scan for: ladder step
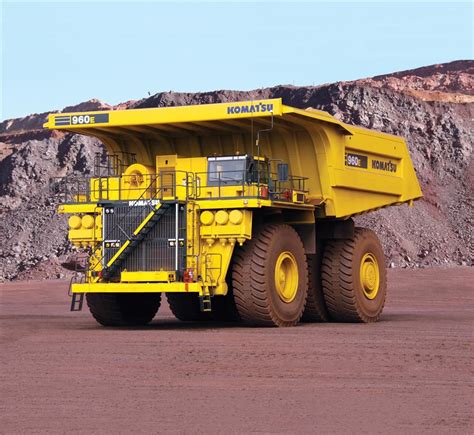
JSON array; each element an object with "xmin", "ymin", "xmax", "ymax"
[
  {"xmin": 70, "ymin": 293, "xmax": 84, "ymax": 312},
  {"xmin": 199, "ymin": 295, "xmax": 212, "ymax": 312}
]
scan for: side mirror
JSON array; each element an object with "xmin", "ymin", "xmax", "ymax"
[{"xmin": 277, "ymin": 163, "xmax": 289, "ymax": 182}]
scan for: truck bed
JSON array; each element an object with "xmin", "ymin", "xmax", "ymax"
[{"xmin": 44, "ymin": 98, "xmax": 422, "ymax": 218}]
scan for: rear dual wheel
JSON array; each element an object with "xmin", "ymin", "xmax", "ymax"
[
  {"xmin": 302, "ymin": 250, "xmax": 330, "ymax": 322},
  {"xmin": 321, "ymin": 228, "xmax": 387, "ymax": 323}
]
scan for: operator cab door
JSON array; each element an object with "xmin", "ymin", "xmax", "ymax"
[
  {"xmin": 157, "ymin": 155, "xmax": 178, "ymax": 198},
  {"xmin": 247, "ymin": 157, "xmax": 270, "ymax": 186}
]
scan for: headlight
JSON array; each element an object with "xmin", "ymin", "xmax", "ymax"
[
  {"xmin": 68, "ymin": 215, "xmax": 82, "ymax": 229},
  {"xmin": 229, "ymin": 210, "xmax": 243, "ymax": 225},
  {"xmin": 200, "ymin": 210, "xmax": 214, "ymax": 225},
  {"xmin": 215, "ymin": 210, "xmax": 229, "ymax": 225},
  {"xmin": 81, "ymin": 214, "xmax": 95, "ymax": 229}
]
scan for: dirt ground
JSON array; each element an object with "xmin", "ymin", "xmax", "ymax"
[{"xmin": 1, "ymin": 267, "xmax": 473, "ymax": 434}]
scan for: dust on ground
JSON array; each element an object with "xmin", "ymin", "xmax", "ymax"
[{"xmin": 1, "ymin": 267, "xmax": 473, "ymax": 433}]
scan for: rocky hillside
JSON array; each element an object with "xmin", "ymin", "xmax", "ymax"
[{"xmin": 0, "ymin": 60, "xmax": 472, "ymax": 281}]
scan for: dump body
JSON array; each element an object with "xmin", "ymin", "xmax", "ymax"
[{"xmin": 44, "ymin": 98, "xmax": 422, "ymax": 218}]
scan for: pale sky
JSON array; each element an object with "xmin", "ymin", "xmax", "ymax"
[{"xmin": 2, "ymin": 1, "xmax": 473, "ymax": 120}]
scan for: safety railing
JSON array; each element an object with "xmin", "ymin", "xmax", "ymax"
[
  {"xmin": 93, "ymin": 152, "xmax": 137, "ymax": 177},
  {"xmin": 193, "ymin": 169, "xmax": 308, "ymax": 201},
  {"xmin": 49, "ymin": 170, "xmax": 194, "ymax": 204},
  {"xmin": 50, "ymin": 168, "xmax": 308, "ymax": 204},
  {"xmin": 269, "ymin": 173, "xmax": 308, "ymax": 201}
]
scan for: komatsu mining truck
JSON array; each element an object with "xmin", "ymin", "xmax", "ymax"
[{"xmin": 45, "ymin": 99, "xmax": 422, "ymax": 327}]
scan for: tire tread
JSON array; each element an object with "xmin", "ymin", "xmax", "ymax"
[
  {"xmin": 232, "ymin": 224, "xmax": 308, "ymax": 327},
  {"xmin": 321, "ymin": 227, "xmax": 386, "ymax": 323}
]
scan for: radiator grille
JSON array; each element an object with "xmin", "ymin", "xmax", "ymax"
[{"xmin": 102, "ymin": 201, "xmax": 186, "ymax": 275}]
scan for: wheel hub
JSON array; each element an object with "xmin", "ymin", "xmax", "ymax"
[
  {"xmin": 360, "ymin": 253, "xmax": 380, "ymax": 300},
  {"xmin": 274, "ymin": 251, "xmax": 299, "ymax": 303}
]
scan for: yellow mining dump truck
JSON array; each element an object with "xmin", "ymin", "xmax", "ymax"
[{"xmin": 45, "ymin": 98, "xmax": 422, "ymax": 327}]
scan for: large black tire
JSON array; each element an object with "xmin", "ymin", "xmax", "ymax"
[
  {"xmin": 167, "ymin": 292, "xmax": 239, "ymax": 322},
  {"xmin": 209, "ymin": 289, "xmax": 240, "ymax": 322},
  {"xmin": 232, "ymin": 224, "xmax": 308, "ymax": 327},
  {"xmin": 86, "ymin": 293, "xmax": 161, "ymax": 326},
  {"xmin": 301, "ymin": 251, "xmax": 329, "ymax": 322},
  {"xmin": 167, "ymin": 293, "xmax": 209, "ymax": 321},
  {"xmin": 321, "ymin": 227, "xmax": 387, "ymax": 323}
]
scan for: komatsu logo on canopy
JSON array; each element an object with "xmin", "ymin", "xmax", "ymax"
[{"xmin": 227, "ymin": 103, "xmax": 274, "ymax": 115}]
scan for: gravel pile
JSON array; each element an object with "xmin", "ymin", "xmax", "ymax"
[{"xmin": 0, "ymin": 135, "xmax": 103, "ymax": 280}]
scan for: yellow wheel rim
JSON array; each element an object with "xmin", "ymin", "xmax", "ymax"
[
  {"xmin": 274, "ymin": 251, "xmax": 299, "ymax": 303},
  {"xmin": 360, "ymin": 253, "xmax": 380, "ymax": 300}
]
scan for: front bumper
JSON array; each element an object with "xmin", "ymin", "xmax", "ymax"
[{"xmin": 72, "ymin": 282, "xmax": 202, "ymax": 294}]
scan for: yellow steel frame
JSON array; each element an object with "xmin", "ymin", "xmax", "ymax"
[
  {"xmin": 46, "ymin": 98, "xmax": 422, "ymax": 297},
  {"xmin": 58, "ymin": 204, "xmax": 101, "ymax": 214}
]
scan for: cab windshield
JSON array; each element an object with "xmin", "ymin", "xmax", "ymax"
[{"xmin": 207, "ymin": 157, "xmax": 246, "ymax": 186}]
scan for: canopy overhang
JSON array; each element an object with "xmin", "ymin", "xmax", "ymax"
[{"xmin": 43, "ymin": 98, "xmax": 354, "ymax": 138}]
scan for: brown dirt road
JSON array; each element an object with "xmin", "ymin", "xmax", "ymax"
[{"xmin": 1, "ymin": 267, "xmax": 473, "ymax": 434}]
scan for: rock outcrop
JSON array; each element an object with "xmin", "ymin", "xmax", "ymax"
[{"xmin": 0, "ymin": 60, "xmax": 472, "ymax": 280}]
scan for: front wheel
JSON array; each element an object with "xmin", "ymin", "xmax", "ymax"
[
  {"xmin": 167, "ymin": 292, "xmax": 239, "ymax": 322},
  {"xmin": 232, "ymin": 224, "xmax": 308, "ymax": 327},
  {"xmin": 166, "ymin": 293, "xmax": 210, "ymax": 321},
  {"xmin": 86, "ymin": 293, "xmax": 161, "ymax": 326},
  {"xmin": 321, "ymin": 227, "xmax": 387, "ymax": 323}
]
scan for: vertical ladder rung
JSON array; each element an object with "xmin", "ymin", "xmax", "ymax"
[
  {"xmin": 199, "ymin": 295, "xmax": 212, "ymax": 312},
  {"xmin": 70, "ymin": 293, "xmax": 84, "ymax": 312}
]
